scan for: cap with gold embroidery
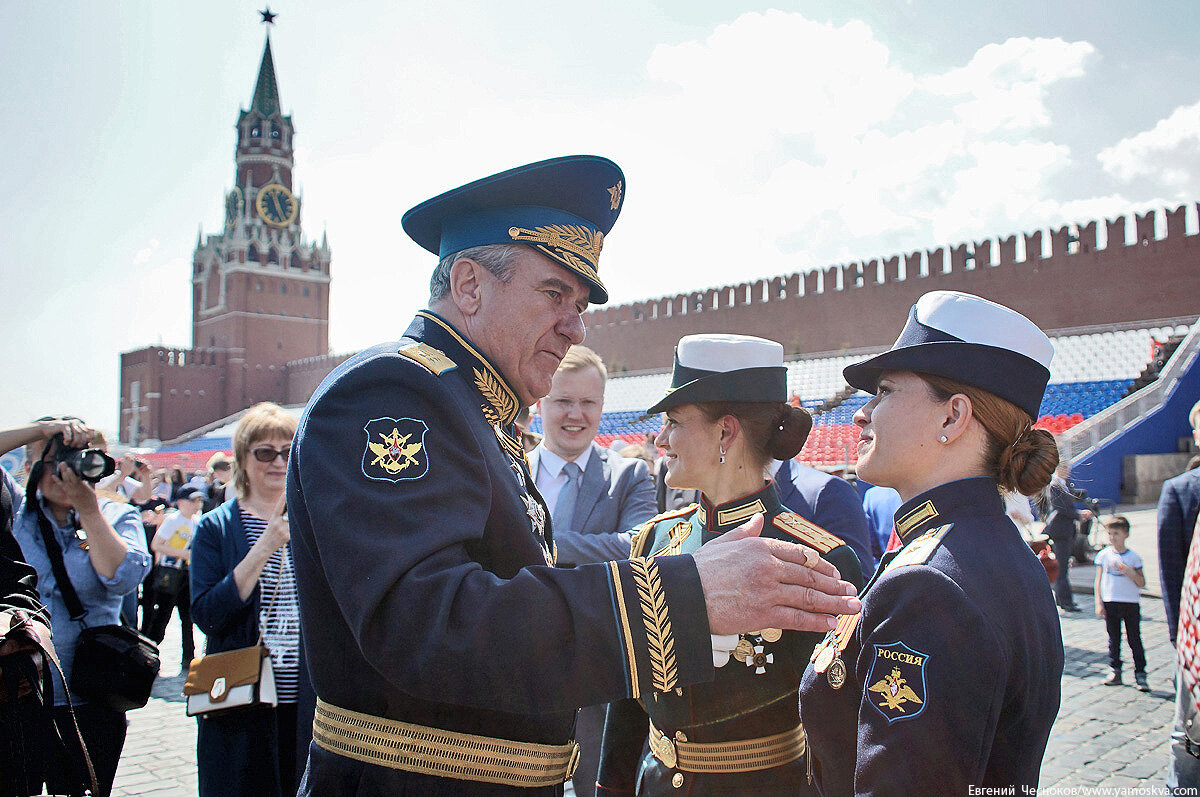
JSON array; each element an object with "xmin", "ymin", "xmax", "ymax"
[{"xmin": 401, "ymin": 155, "xmax": 625, "ymax": 304}]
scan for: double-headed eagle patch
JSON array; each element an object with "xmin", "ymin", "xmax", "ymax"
[
  {"xmin": 866, "ymin": 641, "xmax": 929, "ymax": 722},
  {"xmin": 362, "ymin": 417, "xmax": 429, "ymax": 483}
]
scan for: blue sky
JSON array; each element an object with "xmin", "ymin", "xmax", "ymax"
[{"xmin": 2, "ymin": 1, "xmax": 1198, "ymax": 439}]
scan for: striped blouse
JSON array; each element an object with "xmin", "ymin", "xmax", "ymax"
[{"xmin": 239, "ymin": 507, "xmax": 300, "ymax": 704}]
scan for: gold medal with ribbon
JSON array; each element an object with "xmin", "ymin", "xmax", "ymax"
[{"xmin": 811, "ymin": 613, "xmax": 860, "ymax": 689}]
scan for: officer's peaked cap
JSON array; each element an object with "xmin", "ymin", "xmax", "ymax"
[
  {"xmin": 843, "ymin": 290, "xmax": 1054, "ymax": 420},
  {"xmin": 647, "ymin": 334, "xmax": 788, "ymax": 414},
  {"xmin": 401, "ymin": 155, "xmax": 625, "ymax": 304}
]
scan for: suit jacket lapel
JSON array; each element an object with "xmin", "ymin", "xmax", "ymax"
[
  {"xmin": 572, "ymin": 447, "xmax": 607, "ymax": 530},
  {"xmin": 528, "ymin": 446, "xmax": 543, "ymax": 481}
]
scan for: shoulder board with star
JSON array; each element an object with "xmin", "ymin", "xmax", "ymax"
[
  {"xmin": 397, "ymin": 343, "xmax": 457, "ymax": 376},
  {"xmin": 630, "ymin": 503, "xmax": 698, "ymax": 558},
  {"xmin": 772, "ymin": 512, "xmax": 844, "ymax": 553},
  {"xmin": 883, "ymin": 524, "xmax": 954, "ymax": 572}
]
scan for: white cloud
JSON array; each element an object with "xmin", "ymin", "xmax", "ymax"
[
  {"xmin": 1099, "ymin": 100, "xmax": 1200, "ymax": 187},
  {"xmin": 923, "ymin": 38, "xmax": 1095, "ymax": 134},
  {"xmin": 132, "ymin": 238, "xmax": 160, "ymax": 266},
  {"xmin": 599, "ymin": 20, "xmax": 1098, "ymax": 301},
  {"xmin": 646, "ymin": 11, "xmax": 914, "ymax": 148}
]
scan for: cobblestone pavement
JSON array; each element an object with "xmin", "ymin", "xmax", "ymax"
[{"xmin": 108, "ymin": 507, "xmax": 1181, "ymax": 795}]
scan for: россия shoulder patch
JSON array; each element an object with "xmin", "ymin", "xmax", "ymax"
[{"xmin": 866, "ymin": 641, "xmax": 929, "ymax": 723}]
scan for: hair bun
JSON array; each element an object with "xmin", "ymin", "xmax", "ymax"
[
  {"xmin": 998, "ymin": 428, "xmax": 1058, "ymax": 495},
  {"xmin": 769, "ymin": 406, "xmax": 813, "ymax": 461}
]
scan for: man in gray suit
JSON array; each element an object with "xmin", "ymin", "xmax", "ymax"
[
  {"xmin": 531, "ymin": 346, "xmax": 656, "ymax": 567},
  {"xmin": 530, "ymin": 345, "xmax": 656, "ymax": 796}
]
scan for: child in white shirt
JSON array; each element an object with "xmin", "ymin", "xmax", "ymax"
[{"xmin": 1094, "ymin": 515, "xmax": 1148, "ymax": 690}]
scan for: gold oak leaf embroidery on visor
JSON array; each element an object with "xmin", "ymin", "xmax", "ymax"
[
  {"xmin": 630, "ymin": 557, "xmax": 678, "ymax": 693},
  {"xmin": 474, "ymin": 368, "xmax": 516, "ymax": 426},
  {"xmin": 507, "ymin": 225, "xmax": 603, "ymax": 281}
]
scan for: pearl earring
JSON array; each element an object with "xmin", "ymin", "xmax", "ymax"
[
  {"xmin": 939, "ymin": 435, "xmax": 948, "ymax": 443},
  {"xmin": 719, "ymin": 446, "xmax": 726, "ymax": 464}
]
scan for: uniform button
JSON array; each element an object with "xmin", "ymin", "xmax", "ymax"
[{"xmin": 672, "ymin": 772, "xmax": 684, "ymax": 788}]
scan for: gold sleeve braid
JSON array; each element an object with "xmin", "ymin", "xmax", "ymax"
[{"xmin": 629, "ymin": 557, "xmax": 679, "ymax": 694}]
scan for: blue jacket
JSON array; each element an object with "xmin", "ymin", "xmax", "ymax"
[
  {"xmin": 1159, "ymin": 468, "xmax": 1200, "ymax": 643},
  {"xmin": 799, "ymin": 478, "xmax": 1063, "ymax": 795},
  {"xmin": 287, "ymin": 311, "xmax": 714, "ymax": 794},
  {"xmin": 774, "ymin": 459, "xmax": 874, "ymax": 580},
  {"xmin": 191, "ymin": 498, "xmax": 261, "ymax": 652}
]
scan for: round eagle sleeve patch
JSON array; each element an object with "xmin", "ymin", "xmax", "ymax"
[
  {"xmin": 865, "ymin": 641, "xmax": 929, "ymax": 723},
  {"xmin": 362, "ymin": 417, "xmax": 430, "ymax": 482}
]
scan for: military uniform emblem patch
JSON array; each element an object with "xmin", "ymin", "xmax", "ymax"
[
  {"xmin": 866, "ymin": 641, "xmax": 928, "ymax": 723},
  {"xmin": 362, "ymin": 417, "xmax": 430, "ymax": 482}
]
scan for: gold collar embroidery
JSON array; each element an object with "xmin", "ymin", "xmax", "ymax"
[{"xmin": 416, "ymin": 311, "xmax": 520, "ymax": 426}]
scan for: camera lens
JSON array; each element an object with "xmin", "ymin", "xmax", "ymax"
[
  {"xmin": 78, "ymin": 450, "xmax": 113, "ymax": 480},
  {"xmin": 59, "ymin": 448, "xmax": 116, "ymax": 483}
]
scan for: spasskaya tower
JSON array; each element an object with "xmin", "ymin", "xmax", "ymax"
[{"xmin": 119, "ymin": 10, "xmax": 332, "ymax": 444}]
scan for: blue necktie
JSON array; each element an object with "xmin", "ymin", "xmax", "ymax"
[{"xmin": 552, "ymin": 462, "xmax": 581, "ymax": 532}]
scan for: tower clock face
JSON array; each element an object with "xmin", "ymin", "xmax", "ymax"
[{"xmin": 256, "ymin": 184, "xmax": 297, "ymax": 228}]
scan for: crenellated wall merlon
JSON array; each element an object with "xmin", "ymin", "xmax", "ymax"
[{"xmin": 587, "ymin": 205, "xmax": 1198, "ymax": 327}]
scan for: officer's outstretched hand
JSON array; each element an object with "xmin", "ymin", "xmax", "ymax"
[{"xmin": 693, "ymin": 513, "xmax": 861, "ymax": 635}]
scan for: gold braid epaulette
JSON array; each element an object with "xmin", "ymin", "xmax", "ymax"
[
  {"xmin": 772, "ymin": 513, "xmax": 844, "ymax": 553},
  {"xmin": 630, "ymin": 504, "xmax": 697, "ymax": 558},
  {"xmin": 397, "ymin": 343, "xmax": 456, "ymax": 375}
]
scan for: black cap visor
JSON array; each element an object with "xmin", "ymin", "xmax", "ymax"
[{"xmin": 843, "ymin": 342, "xmax": 1051, "ymax": 420}]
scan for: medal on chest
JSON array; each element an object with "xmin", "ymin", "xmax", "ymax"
[
  {"xmin": 496, "ymin": 426, "xmax": 553, "ymax": 566},
  {"xmin": 811, "ymin": 613, "xmax": 860, "ymax": 689},
  {"xmin": 729, "ymin": 628, "xmax": 783, "ymax": 675}
]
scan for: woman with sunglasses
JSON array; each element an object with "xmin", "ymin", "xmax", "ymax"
[
  {"xmin": 798, "ymin": 291, "xmax": 1064, "ymax": 795},
  {"xmin": 192, "ymin": 402, "xmax": 304, "ymax": 797}
]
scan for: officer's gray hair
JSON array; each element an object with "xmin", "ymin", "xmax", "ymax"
[{"xmin": 428, "ymin": 244, "xmax": 523, "ymax": 301}]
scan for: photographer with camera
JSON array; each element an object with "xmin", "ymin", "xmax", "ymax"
[{"xmin": 6, "ymin": 417, "xmax": 151, "ymax": 797}]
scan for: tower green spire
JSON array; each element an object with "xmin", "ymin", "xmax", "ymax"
[{"xmin": 250, "ymin": 36, "xmax": 280, "ymax": 117}]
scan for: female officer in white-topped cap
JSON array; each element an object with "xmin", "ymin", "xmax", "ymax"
[
  {"xmin": 597, "ymin": 333, "xmax": 863, "ymax": 797},
  {"xmin": 798, "ymin": 290, "xmax": 1064, "ymax": 795}
]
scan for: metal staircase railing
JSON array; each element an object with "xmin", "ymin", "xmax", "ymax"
[{"xmin": 1061, "ymin": 322, "xmax": 1200, "ymax": 463}]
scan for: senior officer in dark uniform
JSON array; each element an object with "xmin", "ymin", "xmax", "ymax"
[
  {"xmin": 798, "ymin": 291, "xmax": 1064, "ymax": 795},
  {"xmin": 596, "ymin": 334, "xmax": 863, "ymax": 796},
  {"xmin": 286, "ymin": 156, "xmax": 862, "ymax": 795}
]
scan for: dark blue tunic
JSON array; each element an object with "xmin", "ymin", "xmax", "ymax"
[
  {"xmin": 287, "ymin": 312, "xmax": 714, "ymax": 795},
  {"xmin": 799, "ymin": 477, "xmax": 1063, "ymax": 795}
]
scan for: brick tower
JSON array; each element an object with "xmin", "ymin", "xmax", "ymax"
[{"xmin": 119, "ymin": 16, "xmax": 332, "ymax": 444}]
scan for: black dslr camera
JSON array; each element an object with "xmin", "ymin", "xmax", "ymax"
[{"xmin": 50, "ymin": 433, "xmax": 116, "ymax": 483}]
